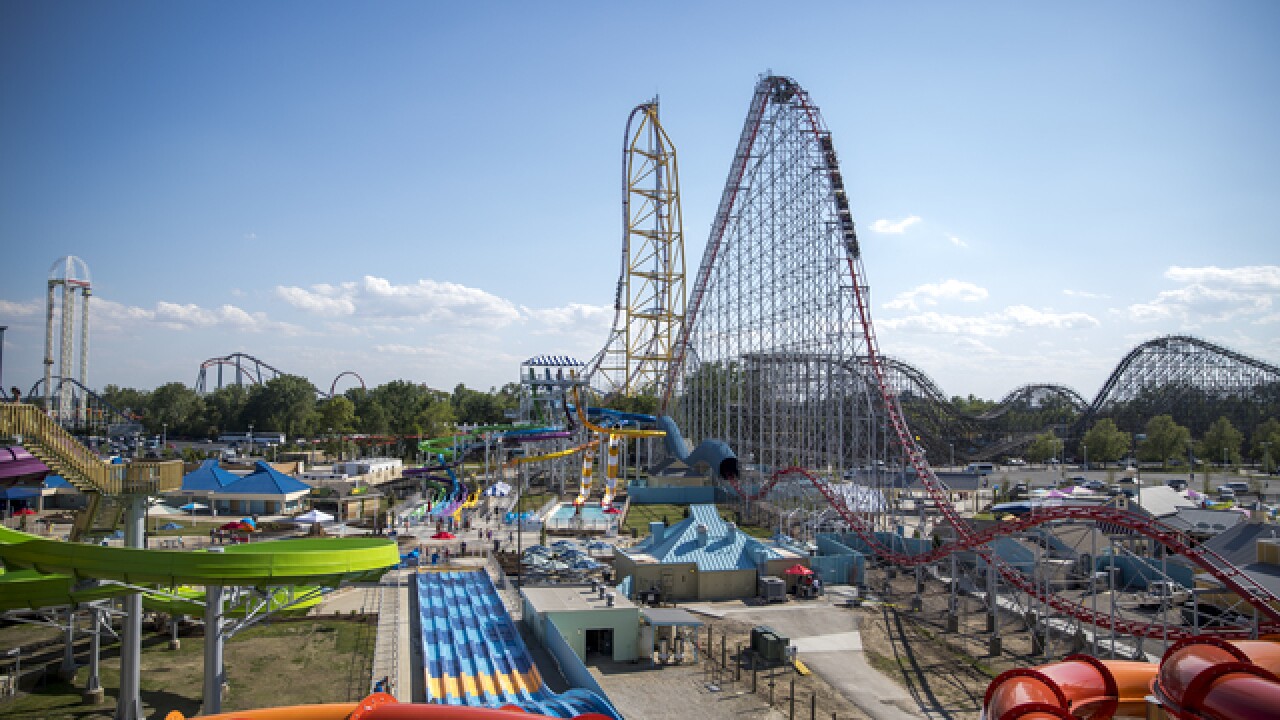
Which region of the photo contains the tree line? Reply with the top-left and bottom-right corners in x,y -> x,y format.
100,376 -> 523,442
1024,414 -> 1280,472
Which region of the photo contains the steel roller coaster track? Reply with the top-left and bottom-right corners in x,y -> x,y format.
194,353 -> 366,398
670,73 -> 1279,640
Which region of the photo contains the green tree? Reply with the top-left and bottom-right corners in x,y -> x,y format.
358,402 -> 390,435
1083,419 -> 1130,464
101,385 -> 150,419
203,384 -> 250,437
1025,431 -> 1059,464
1251,418 -> 1280,472
147,382 -> 205,437
1200,416 -> 1244,467
317,396 -> 358,434
242,375 -> 317,440
1140,414 -> 1192,468
415,400 -> 456,438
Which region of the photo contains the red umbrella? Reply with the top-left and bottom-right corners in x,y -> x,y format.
783,564 -> 814,576
14,508 -> 38,516
431,531 -> 456,539
220,521 -> 252,531
602,506 -> 621,514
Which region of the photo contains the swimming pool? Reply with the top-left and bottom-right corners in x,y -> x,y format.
550,501 -> 609,521
545,502 -> 617,532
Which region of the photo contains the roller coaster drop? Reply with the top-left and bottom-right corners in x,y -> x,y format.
663,75 -> 1279,643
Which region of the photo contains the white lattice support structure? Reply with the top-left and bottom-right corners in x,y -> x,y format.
665,75 -> 879,476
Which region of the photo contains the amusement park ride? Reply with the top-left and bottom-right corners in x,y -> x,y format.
3,74 -> 1280,720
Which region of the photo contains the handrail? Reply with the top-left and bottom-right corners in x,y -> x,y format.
0,404 -> 182,495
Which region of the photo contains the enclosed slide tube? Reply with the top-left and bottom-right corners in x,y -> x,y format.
1153,637 -> 1280,720
983,638 -> 1280,720
982,655 -> 1155,720
653,415 -> 739,482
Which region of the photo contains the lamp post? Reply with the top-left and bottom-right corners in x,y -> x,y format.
161,423 -> 167,456
6,647 -> 19,696
248,423 -> 254,458
948,443 -> 954,470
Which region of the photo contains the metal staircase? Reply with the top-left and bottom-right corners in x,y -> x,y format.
0,403 -> 183,538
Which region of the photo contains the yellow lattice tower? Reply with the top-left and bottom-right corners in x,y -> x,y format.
590,100 -> 687,398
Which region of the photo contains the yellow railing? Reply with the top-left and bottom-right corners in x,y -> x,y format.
0,403 -> 183,496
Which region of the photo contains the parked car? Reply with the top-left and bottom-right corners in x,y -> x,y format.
1085,480 -> 1107,492
1216,486 -> 1236,499
1166,479 -> 1188,491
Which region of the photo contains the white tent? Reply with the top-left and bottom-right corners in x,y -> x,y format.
484,482 -> 512,497
291,509 -> 334,524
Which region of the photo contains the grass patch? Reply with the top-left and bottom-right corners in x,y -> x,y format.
0,618 -> 373,719
864,649 -> 902,677
620,503 -> 774,539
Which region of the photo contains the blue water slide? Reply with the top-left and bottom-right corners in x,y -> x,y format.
415,570 -> 622,719
654,415 -> 739,480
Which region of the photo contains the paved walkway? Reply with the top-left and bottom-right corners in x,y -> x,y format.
684,589 -> 925,720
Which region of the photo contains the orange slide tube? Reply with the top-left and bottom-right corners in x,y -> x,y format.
1153,637 -> 1280,720
983,655 -> 1155,720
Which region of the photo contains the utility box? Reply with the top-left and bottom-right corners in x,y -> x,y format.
758,576 -> 786,603
750,625 -> 790,664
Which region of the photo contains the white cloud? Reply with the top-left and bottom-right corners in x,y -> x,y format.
884,279 -> 988,311
880,305 -> 1099,337
0,299 -> 42,317
89,298 -> 304,335
870,216 -> 921,234
1127,265 -> 1279,326
1165,265 -> 1280,290
947,235 -> 968,249
1128,285 -> 1272,324
275,285 -> 357,316
373,343 -> 448,358
1003,305 -> 1100,330
1063,289 -> 1110,300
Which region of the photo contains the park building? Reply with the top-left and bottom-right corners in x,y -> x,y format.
614,504 -> 809,602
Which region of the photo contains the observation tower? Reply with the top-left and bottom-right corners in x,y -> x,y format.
43,255 -> 92,423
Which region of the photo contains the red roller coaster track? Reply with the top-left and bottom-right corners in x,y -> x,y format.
692,75 -> 1280,641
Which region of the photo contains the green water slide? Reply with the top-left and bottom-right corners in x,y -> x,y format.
0,526 -> 398,596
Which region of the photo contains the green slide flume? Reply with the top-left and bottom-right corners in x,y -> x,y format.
0,526 -> 399,589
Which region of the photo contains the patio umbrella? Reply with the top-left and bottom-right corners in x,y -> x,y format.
240,517 -> 256,527
431,531 -> 456,539
602,506 -> 621,514
180,502 -> 208,513
783,564 -> 814,576
160,522 -> 184,531
13,508 -> 37,516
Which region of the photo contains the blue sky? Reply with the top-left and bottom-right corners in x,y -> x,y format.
1,1 -> 1277,401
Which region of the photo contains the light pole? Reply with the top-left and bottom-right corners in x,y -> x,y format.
248,423 -> 254,458
161,423 -> 167,456
6,647 -> 19,696
948,443 -> 954,470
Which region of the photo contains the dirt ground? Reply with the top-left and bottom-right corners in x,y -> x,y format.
644,565 -> 1070,720
0,616 -> 376,720
852,566 -> 1071,720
